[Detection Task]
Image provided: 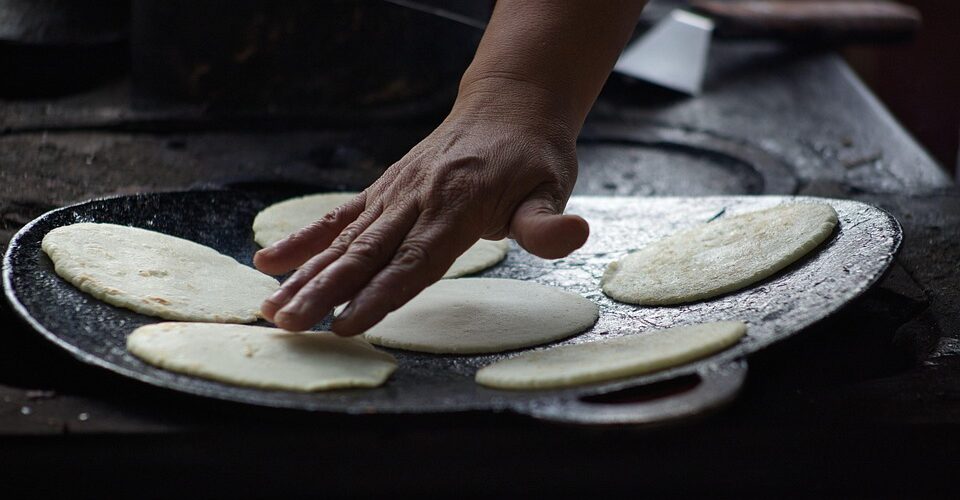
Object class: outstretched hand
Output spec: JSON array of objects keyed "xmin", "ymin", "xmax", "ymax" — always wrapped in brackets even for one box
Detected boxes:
[
  {"xmin": 255, "ymin": 91, "xmax": 589, "ymax": 335},
  {"xmin": 254, "ymin": 0, "xmax": 646, "ymax": 335}
]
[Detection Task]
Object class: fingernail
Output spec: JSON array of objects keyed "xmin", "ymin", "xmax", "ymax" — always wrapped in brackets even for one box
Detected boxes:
[
  {"xmin": 279, "ymin": 297, "xmax": 305, "ymax": 317},
  {"xmin": 274, "ymin": 309, "xmax": 299, "ymax": 330},
  {"xmin": 337, "ymin": 303, "xmax": 354, "ymax": 321},
  {"xmin": 267, "ymin": 288, "xmax": 289, "ymax": 306}
]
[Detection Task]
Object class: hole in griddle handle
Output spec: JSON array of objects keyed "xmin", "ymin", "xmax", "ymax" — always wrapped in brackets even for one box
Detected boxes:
[{"xmin": 579, "ymin": 374, "xmax": 701, "ymax": 405}]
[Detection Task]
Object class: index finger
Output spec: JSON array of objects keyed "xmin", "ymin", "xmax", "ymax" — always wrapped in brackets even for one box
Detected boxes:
[{"xmin": 254, "ymin": 193, "xmax": 366, "ymax": 275}]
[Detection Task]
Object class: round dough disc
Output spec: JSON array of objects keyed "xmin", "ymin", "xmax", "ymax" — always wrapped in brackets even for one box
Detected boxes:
[
  {"xmin": 42, "ymin": 223, "xmax": 279, "ymax": 323},
  {"xmin": 252, "ymin": 193, "xmax": 508, "ymax": 278},
  {"xmin": 442, "ymin": 239, "xmax": 510, "ymax": 278},
  {"xmin": 601, "ymin": 203, "xmax": 838, "ymax": 305},
  {"xmin": 361, "ymin": 278, "xmax": 599, "ymax": 354},
  {"xmin": 252, "ymin": 192, "xmax": 357, "ymax": 248},
  {"xmin": 127, "ymin": 323, "xmax": 397, "ymax": 391},
  {"xmin": 475, "ymin": 321, "xmax": 746, "ymax": 390}
]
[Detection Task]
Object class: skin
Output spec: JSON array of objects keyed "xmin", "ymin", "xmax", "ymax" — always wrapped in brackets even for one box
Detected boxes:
[{"xmin": 256, "ymin": 0, "xmax": 648, "ymax": 335}]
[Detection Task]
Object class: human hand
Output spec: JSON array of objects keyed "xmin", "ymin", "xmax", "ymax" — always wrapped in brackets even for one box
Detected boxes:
[{"xmin": 254, "ymin": 84, "xmax": 590, "ymax": 335}]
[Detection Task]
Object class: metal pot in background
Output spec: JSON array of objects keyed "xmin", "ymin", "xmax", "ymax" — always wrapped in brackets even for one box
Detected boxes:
[
  {"xmin": 130, "ymin": 0, "xmax": 491, "ymax": 120},
  {"xmin": 0, "ymin": 0, "xmax": 129, "ymax": 97}
]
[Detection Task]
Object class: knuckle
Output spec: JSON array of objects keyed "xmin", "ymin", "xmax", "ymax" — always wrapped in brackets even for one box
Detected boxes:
[
  {"xmin": 346, "ymin": 234, "xmax": 386, "ymax": 263},
  {"xmin": 319, "ymin": 206, "xmax": 344, "ymax": 224},
  {"xmin": 286, "ymin": 224, "xmax": 322, "ymax": 245},
  {"xmin": 299, "ymin": 276, "xmax": 330, "ymax": 297},
  {"xmin": 392, "ymin": 241, "xmax": 431, "ymax": 270},
  {"xmin": 331, "ymin": 224, "xmax": 362, "ymax": 251},
  {"xmin": 286, "ymin": 262, "xmax": 322, "ymax": 289},
  {"xmin": 538, "ymin": 184, "xmax": 567, "ymax": 209},
  {"xmin": 283, "ymin": 209, "xmax": 346, "ymax": 247},
  {"xmin": 299, "ymin": 213, "xmax": 337, "ymax": 236},
  {"xmin": 308, "ymin": 200, "xmax": 357, "ymax": 232},
  {"xmin": 421, "ymin": 173, "xmax": 483, "ymax": 222},
  {"xmin": 428, "ymin": 156, "xmax": 480, "ymax": 190}
]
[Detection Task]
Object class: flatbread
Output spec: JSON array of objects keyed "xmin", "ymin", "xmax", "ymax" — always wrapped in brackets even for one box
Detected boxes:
[
  {"xmin": 252, "ymin": 192, "xmax": 357, "ymax": 249},
  {"xmin": 127, "ymin": 323, "xmax": 396, "ymax": 391},
  {"xmin": 252, "ymin": 193, "xmax": 509, "ymax": 278},
  {"xmin": 442, "ymin": 239, "xmax": 510, "ymax": 278},
  {"xmin": 361, "ymin": 278, "xmax": 599, "ymax": 354},
  {"xmin": 42, "ymin": 223, "xmax": 279, "ymax": 323},
  {"xmin": 601, "ymin": 203, "xmax": 838, "ymax": 305},
  {"xmin": 475, "ymin": 321, "xmax": 746, "ymax": 390}
]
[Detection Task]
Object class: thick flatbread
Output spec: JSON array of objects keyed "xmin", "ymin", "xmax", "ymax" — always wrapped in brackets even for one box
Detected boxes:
[
  {"xmin": 42, "ymin": 223, "xmax": 279, "ymax": 323},
  {"xmin": 601, "ymin": 203, "xmax": 838, "ymax": 305},
  {"xmin": 127, "ymin": 323, "xmax": 397, "ymax": 391},
  {"xmin": 475, "ymin": 321, "xmax": 747, "ymax": 390},
  {"xmin": 252, "ymin": 193, "xmax": 509, "ymax": 278},
  {"xmin": 361, "ymin": 278, "xmax": 599, "ymax": 354}
]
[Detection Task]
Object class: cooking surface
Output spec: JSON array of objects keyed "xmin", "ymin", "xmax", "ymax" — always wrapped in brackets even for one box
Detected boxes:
[
  {"xmin": 4, "ymin": 192, "xmax": 899, "ymax": 418},
  {"xmin": 2, "ymin": 2, "xmax": 960, "ymax": 494}
]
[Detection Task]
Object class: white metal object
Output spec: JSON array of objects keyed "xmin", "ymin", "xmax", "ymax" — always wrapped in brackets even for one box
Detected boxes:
[{"xmin": 614, "ymin": 10, "xmax": 716, "ymax": 95}]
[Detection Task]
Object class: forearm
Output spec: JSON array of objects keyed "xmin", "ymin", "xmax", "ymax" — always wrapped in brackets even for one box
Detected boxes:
[{"xmin": 456, "ymin": 0, "xmax": 647, "ymax": 137}]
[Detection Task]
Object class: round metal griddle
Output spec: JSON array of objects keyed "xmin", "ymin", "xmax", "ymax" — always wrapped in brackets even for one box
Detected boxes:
[{"xmin": 2, "ymin": 191, "xmax": 901, "ymax": 425}]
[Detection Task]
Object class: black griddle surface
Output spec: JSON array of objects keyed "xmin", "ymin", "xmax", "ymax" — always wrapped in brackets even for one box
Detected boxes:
[{"xmin": 3, "ymin": 191, "xmax": 901, "ymax": 423}]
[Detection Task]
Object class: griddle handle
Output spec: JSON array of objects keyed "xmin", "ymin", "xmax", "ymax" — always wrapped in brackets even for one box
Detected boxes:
[{"xmin": 523, "ymin": 360, "xmax": 747, "ymax": 425}]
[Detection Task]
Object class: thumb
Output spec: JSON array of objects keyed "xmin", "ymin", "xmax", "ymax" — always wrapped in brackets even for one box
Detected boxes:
[{"xmin": 509, "ymin": 194, "xmax": 589, "ymax": 260}]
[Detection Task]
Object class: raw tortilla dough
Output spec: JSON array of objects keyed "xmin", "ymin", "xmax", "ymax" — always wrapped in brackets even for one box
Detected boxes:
[
  {"xmin": 42, "ymin": 223, "xmax": 279, "ymax": 323},
  {"xmin": 127, "ymin": 323, "xmax": 396, "ymax": 391},
  {"xmin": 361, "ymin": 278, "xmax": 599, "ymax": 354},
  {"xmin": 475, "ymin": 321, "xmax": 746, "ymax": 390},
  {"xmin": 442, "ymin": 239, "xmax": 510, "ymax": 278},
  {"xmin": 252, "ymin": 192, "xmax": 509, "ymax": 278},
  {"xmin": 252, "ymin": 192, "xmax": 357, "ymax": 249},
  {"xmin": 601, "ymin": 203, "xmax": 838, "ymax": 305}
]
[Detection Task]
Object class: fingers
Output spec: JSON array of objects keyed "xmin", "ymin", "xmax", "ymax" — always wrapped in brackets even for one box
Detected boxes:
[
  {"xmin": 260, "ymin": 247, "xmax": 340, "ymax": 323},
  {"xmin": 254, "ymin": 193, "xmax": 366, "ymax": 275},
  {"xmin": 509, "ymin": 193, "xmax": 589, "ymax": 259},
  {"xmin": 270, "ymin": 204, "xmax": 420, "ymax": 331},
  {"xmin": 260, "ymin": 204, "xmax": 382, "ymax": 322},
  {"xmin": 331, "ymin": 217, "xmax": 475, "ymax": 336}
]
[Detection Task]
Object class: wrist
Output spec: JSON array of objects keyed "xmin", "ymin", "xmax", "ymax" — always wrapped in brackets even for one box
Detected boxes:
[{"xmin": 451, "ymin": 72, "xmax": 581, "ymax": 143}]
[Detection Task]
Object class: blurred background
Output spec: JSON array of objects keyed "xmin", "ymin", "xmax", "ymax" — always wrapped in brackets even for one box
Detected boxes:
[
  {"xmin": 1, "ymin": 0, "xmax": 957, "ymax": 173},
  {"xmin": 843, "ymin": 0, "xmax": 960, "ymax": 175}
]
